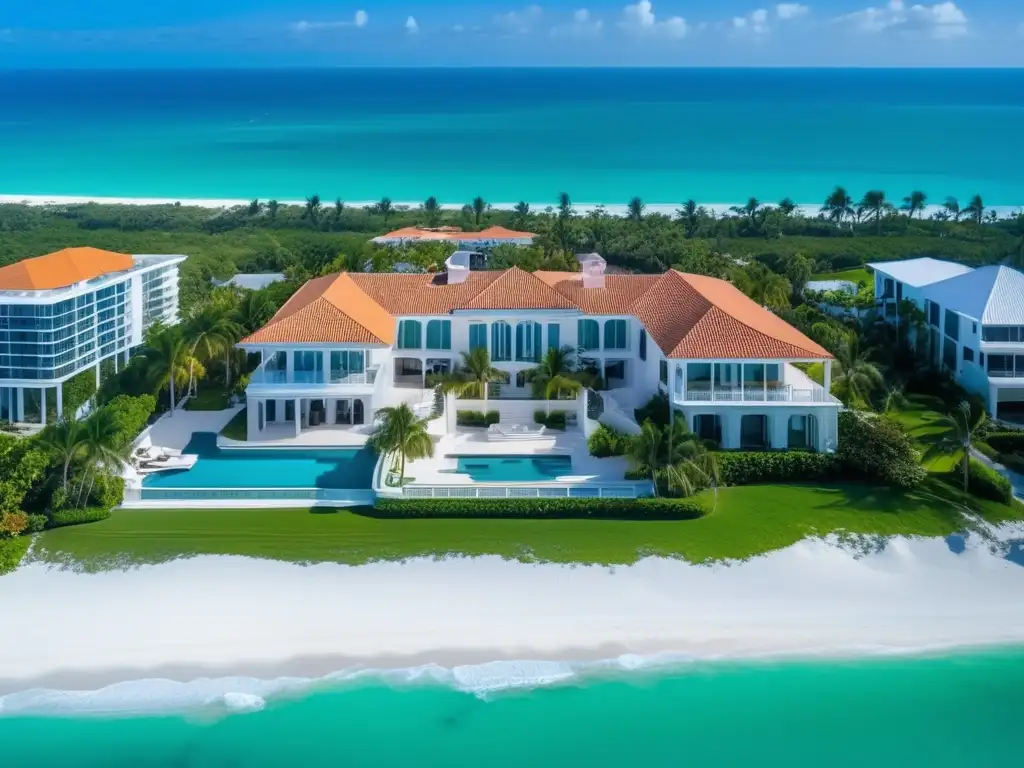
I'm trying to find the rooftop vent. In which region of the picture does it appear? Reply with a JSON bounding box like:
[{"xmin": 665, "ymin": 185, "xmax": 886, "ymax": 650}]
[
  {"xmin": 576, "ymin": 252, "xmax": 606, "ymax": 289},
  {"xmin": 445, "ymin": 250, "xmax": 473, "ymax": 284}
]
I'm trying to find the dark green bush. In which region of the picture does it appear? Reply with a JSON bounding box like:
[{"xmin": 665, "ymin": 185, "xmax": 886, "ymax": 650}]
[
  {"xmin": 25, "ymin": 513, "xmax": 48, "ymax": 533},
  {"xmin": 716, "ymin": 451, "xmax": 841, "ymax": 486},
  {"xmin": 836, "ymin": 412, "xmax": 926, "ymax": 488},
  {"xmin": 588, "ymin": 424, "xmax": 631, "ymax": 457},
  {"xmin": 965, "ymin": 459, "xmax": 1012, "ymax": 505},
  {"xmin": 102, "ymin": 394, "xmax": 157, "ymax": 449},
  {"xmin": 61, "ymin": 368, "xmax": 97, "ymax": 418},
  {"xmin": 984, "ymin": 432, "xmax": 1024, "ymax": 454},
  {"xmin": 534, "ymin": 410, "xmax": 567, "ymax": 430},
  {"xmin": 456, "ymin": 410, "xmax": 500, "ymax": 428},
  {"xmin": 48, "ymin": 507, "xmax": 112, "ymax": 528},
  {"xmin": 89, "ymin": 472, "xmax": 125, "ymax": 509},
  {"xmin": 373, "ymin": 497, "xmax": 706, "ymax": 520},
  {"xmin": 634, "ymin": 391, "xmax": 670, "ymax": 427},
  {"xmin": 998, "ymin": 453, "xmax": 1024, "ymax": 474}
]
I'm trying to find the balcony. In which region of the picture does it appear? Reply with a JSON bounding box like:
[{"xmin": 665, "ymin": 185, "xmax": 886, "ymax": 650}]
[
  {"xmin": 677, "ymin": 384, "xmax": 838, "ymax": 405},
  {"xmin": 247, "ymin": 364, "xmax": 379, "ymax": 392}
]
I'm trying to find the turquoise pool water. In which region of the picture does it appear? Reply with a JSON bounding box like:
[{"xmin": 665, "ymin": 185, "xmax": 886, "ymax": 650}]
[
  {"xmin": 141, "ymin": 433, "xmax": 377, "ymax": 490},
  {"xmin": 453, "ymin": 455, "xmax": 572, "ymax": 483}
]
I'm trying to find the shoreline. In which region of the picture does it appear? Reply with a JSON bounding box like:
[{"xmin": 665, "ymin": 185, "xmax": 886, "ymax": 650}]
[
  {"xmin": 2, "ymin": 526, "xmax": 1023, "ymax": 713},
  {"xmin": 1, "ymin": 193, "xmax": 1021, "ymax": 219}
]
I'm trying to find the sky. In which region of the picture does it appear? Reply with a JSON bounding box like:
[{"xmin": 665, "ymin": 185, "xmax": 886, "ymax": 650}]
[{"xmin": 1, "ymin": 1, "xmax": 1022, "ymax": 67}]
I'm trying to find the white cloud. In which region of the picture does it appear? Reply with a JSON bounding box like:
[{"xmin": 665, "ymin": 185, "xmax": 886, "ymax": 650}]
[
  {"xmin": 620, "ymin": 1, "xmax": 688, "ymax": 39},
  {"xmin": 405, "ymin": 16, "xmax": 419, "ymax": 34},
  {"xmin": 835, "ymin": 1, "xmax": 967, "ymax": 39},
  {"xmin": 733, "ymin": 8, "xmax": 771, "ymax": 35},
  {"xmin": 292, "ymin": 11, "xmax": 369, "ymax": 33},
  {"xmin": 495, "ymin": 5, "xmax": 545, "ymax": 34},
  {"xmin": 453, "ymin": 24, "xmax": 466, "ymax": 33},
  {"xmin": 552, "ymin": 8, "xmax": 605, "ymax": 38},
  {"xmin": 776, "ymin": 3, "xmax": 809, "ymax": 20}
]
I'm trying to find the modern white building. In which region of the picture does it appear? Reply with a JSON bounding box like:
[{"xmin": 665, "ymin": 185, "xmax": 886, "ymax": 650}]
[
  {"xmin": 238, "ymin": 253, "xmax": 839, "ymax": 452},
  {"xmin": 871, "ymin": 258, "xmax": 1024, "ymax": 419},
  {"xmin": 0, "ymin": 247, "xmax": 187, "ymax": 424}
]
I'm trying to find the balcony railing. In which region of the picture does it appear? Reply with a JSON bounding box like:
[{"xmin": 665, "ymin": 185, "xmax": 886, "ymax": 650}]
[
  {"xmin": 678, "ymin": 385, "xmax": 836, "ymax": 404},
  {"xmin": 249, "ymin": 367, "xmax": 378, "ymax": 386},
  {"xmin": 988, "ymin": 370, "xmax": 1024, "ymax": 379}
]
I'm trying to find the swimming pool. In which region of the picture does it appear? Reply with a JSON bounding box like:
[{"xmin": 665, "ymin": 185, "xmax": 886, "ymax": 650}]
[
  {"xmin": 141, "ymin": 433, "xmax": 377, "ymax": 490},
  {"xmin": 451, "ymin": 455, "xmax": 572, "ymax": 483}
]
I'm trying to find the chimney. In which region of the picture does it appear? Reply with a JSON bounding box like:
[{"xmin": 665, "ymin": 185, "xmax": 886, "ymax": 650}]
[
  {"xmin": 576, "ymin": 252, "xmax": 606, "ymax": 289},
  {"xmin": 445, "ymin": 250, "xmax": 472, "ymax": 285}
]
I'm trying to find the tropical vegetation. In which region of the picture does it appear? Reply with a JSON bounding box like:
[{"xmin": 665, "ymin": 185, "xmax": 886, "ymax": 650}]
[{"xmin": 368, "ymin": 403, "xmax": 434, "ymax": 486}]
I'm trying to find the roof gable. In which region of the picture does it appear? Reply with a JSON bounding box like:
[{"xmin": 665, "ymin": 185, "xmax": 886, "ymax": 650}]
[
  {"xmin": 924, "ymin": 265, "xmax": 1024, "ymax": 324},
  {"xmin": 462, "ymin": 267, "xmax": 576, "ymax": 310},
  {"xmin": 0, "ymin": 247, "xmax": 135, "ymax": 291}
]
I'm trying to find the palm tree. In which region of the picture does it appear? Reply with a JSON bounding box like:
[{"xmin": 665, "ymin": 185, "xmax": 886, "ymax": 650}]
[
  {"xmin": 472, "ymin": 196, "xmax": 487, "ymax": 227},
  {"xmin": 375, "ymin": 197, "xmax": 394, "ymax": 225},
  {"xmin": 943, "ymin": 196, "xmax": 963, "ymax": 222},
  {"xmin": 676, "ymin": 199, "xmax": 701, "ymax": 238},
  {"xmin": 964, "ymin": 194, "xmax": 985, "ymax": 225},
  {"xmin": 247, "ymin": 199, "xmax": 262, "ymax": 216},
  {"xmin": 39, "ymin": 415, "xmax": 87, "ymax": 489},
  {"xmin": 368, "ymin": 403, "xmax": 434, "ymax": 487},
  {"xmin": 832, "ymin": 336, "xmax": 884, "ymax": 406},
  {"xmin": 1008, "ymin": 212, "xmax": 1024, "ymax": 268},
  {"xmin": 557, "ymin": 192, "xmax": 573, "ymax": 222},
  {"xmin": 234, "ymin": 291, "xmax": 273, "ymax": 336},
  {"xmin": 730, "ymin": 197, "xmax": 760, "ymax": 223},
  {"xmin": 267, "ymin": 200, "xmax": 280, "ymax": 220},
  {"xmin": 778, "ymin": 197, "xmax": 798, "ymax": 217},
  {"xmin": 858, "ymin": 190, "xmax": 893, "ymax": 234},
  {"xmin": 821, "ymin": 186, "xmax": 855, "ymax": 225},
  {"xmin": 143, "ymin": 326, "xmax": 191, "ymax": 414},
  {"xmin": 76, "ymin": 407, "xmax": 131, "ymax": 506},
  {"xmin": 731, "ymin": 263, "xmax": 792, "ymax": 310},
  {"xmin": 901, "ymin": 190, "xmax": 927, "ymax": 219},
  {"xmin": 423, "ymin": 196, "xmax": 441, "ymax": 226},
  {"xmin": 303, "ymin": 195, "xmax": 322, "ymax": 224},
  {"xmin": 881, "ymin": 383, "xmax": 909, "ymax": 414},
  {"xmin": 524, "ymin": 346, "xmax": 591, "ymax": 415},
  {"xmin": 661, "ymin": 414, "xmax": 720, "ymax": 498},
  {"xmin": 939, "ymin": 400, "xmax": 987, "ymax": 493},
  {"xmin": 627, "ymin": 197, "xmax": 644, "ymax": 222},
  {"xmin": 184, "ymin": 303, "xmax": 240, "ymax": 393},
  {"xmin": 512, "ymin": 201, "xmax": 530, "ymax": 230},
  {"xmin": 333, "ymin": 198, "xmax": 345, "ymax": 223},
  {"xmin": 628, "ymin": 421, "xmax": 664, "ymax": 496},
  {"xmin": 436, "ymin": 348, "xmax": 505, "ymax": 408}
]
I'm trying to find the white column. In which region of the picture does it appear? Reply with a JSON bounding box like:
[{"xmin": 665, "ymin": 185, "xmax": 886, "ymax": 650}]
[
  {"xmin": 15, "ymin": 388, "xmax": 24, "ymax": 422},
  {"xmin": 114, "ymin": 353, "xmax": 119, "ymax": 374},
  {"xmin": 56, "ymin": 384, "xmax": 63, "ymax": 420},
  {"xmin": 823, "ymin": 360, "xmax": 832, "ymax": 398},
  {"xmin": 40, "ymin": 387, "xmax": 47, "ymax": 425},
  {"xmin": 725, "ymin": 413, "xmax": 742, "ymax": 450},
  {"xmin": 988, "ymin": 384, "xmax": 999, "ymax": 418},
  {"xmin": 772, "ymin": 413, "xmax": 789, "ymax": 450},
  {"xmin": 294, "ymin": 398, "xmax": 301, "ymax": 437},
  {"xmin": 95, "ymin": 362, "xmax": 101, "ymax": 389}
]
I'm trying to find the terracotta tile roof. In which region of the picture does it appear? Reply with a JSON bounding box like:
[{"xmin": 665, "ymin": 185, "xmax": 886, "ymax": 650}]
[
  {"xmin": 240, "ymin": 273, "xmax": 396, "ymax": 345},
  {"xmin": 0, "ymin": 247, "xmax": 135, "ymax": 291},
  {"xmin": 463, "ymin": 267, "xmax": 576, "ymax": 310},
  {"xmin": 241, "ymin": 267, "xmax": 831, "ymax": 359},
  {"xmin": 376, "ymin": 226, "xmax": 536, "ymax": 242}
]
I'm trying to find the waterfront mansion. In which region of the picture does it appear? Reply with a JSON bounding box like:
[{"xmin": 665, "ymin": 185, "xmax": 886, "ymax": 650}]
[{"xmin": 238, "ymin": 253, "xmax": 839, "ymax": 451}]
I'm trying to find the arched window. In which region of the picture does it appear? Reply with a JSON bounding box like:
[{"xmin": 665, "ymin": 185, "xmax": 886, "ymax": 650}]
[
  {"xmin": 516, "ymin": 321, "xmax": 542, "ymax": 362},
  {"xmin": 397, "ymin": 319, "xmax": 422, "ymax": 350},
  {"xmin": 639, "ymin": 329, "xmax": 647, "ymax": 361},
  {"xmin": 491, "ymin": 321, "xmax": 512, "ymax": 362},
  {"xmin": 604, "ymin": 319, "xmax": 627, "ymax": 350},
  {"xmin": 578, "ymin": 319, "xmax": 600, "ymax": 351},
  {"xmin": 426, "ymin": 319, "xmax": 451, "ymax": 350}
]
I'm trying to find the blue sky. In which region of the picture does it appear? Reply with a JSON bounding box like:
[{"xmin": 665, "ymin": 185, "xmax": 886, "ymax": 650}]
[{"xmin": 1, "ymin": 1, "xmax": 1021, "ymax": 66}]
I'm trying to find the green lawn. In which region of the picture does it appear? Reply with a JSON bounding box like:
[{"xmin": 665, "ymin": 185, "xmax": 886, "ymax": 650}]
[
  {"xmin": 25, "ymin": 479, "xmax": 1022, "ymax": 572},
  {"xmin": 889, "ymin": 394, "xmax": 960, "ymax": 473},
  {"xmin": 185, "ymin": 387, "xmax": 233, "ymax": 411},
  {"xmin": 811, "ymin": 267, "xmax": 873, "ymax": 287},
  {"xmin": 220, "ymin": 408, "xmax": 247, "ymax": 440},
  {"xmin": 0, "ymin": 536, "xmax": 31, "ymax": 576}
]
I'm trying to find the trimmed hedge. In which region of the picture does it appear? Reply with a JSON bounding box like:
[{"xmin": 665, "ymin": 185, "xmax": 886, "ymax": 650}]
[
  {"xmin": 373, "ymin": 497, "xmax": 706, "ymax": 520},
  {"xmin": 588, "ymin": 424, "xmax": 631, "ymax": 458},
  {"xmin": 89, "ymin": 473, "xmax": 125, "ymax": 509},
  {"xmin": 836, "ymin": 412, "xmax": 926, "ymax": 489},
  {"xmin": 984, "ymin": 432, "xmax": 1024, "ymax": 454},
  {"xmin": 49, "ymin": 507, "xmax": 112, "ymax": 529},
  {"xmin": 456, "ymin": 410, "xmax": 500, "ymax": 428},
  {"xmin": 534, "ymin": 410, "xmax": 567, "ymax": 430},
  {"xmin": 716, "ymin": 451, "xmax": 840, "ymax": 486},
  {"xmin": 966, "ymin": 459, "xmax": 1013, "ymax": 505}
]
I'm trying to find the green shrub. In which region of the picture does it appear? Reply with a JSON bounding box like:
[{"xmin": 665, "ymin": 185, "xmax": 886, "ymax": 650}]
[
  {"xmin": 634, "ymin": 391, "xmax": 670, "ymax": 427},
  {"xmin": 965, "ymin": 459, "xmax": 1012, "ymax": 505},
  {"xmin": 588, "ymin": 424, "xmax": 631, "ymax": 457},
  {"xmin": 998, "ymin": 453, "xmax": 1024, "ymax": 474},
  {"xmin": 89, "ymin": 472, "xmax": 125, "ymax": 509},
  {"xmin": 25, "ymin": 513, "xmax": 48, "ymax": 533},
  {"xmin": 456, "ymin": 410, "xmax": 499, "ymax": 428},
  {"xmin": 974, "ymin": 441, "xmax": 999, "ymax": 461},
  {"xmin": 836, "ymin": 412, "xmax": 926, "ymax": 488},
  {"xmin": 61, "ymin": 368, "xmax": 97, "ymax": 418},
  {"xmin": 984, "ymin": 432, "xmax": 1024, "ymax": 454},
  {"xmin": 49, "ymin": 507, "xmax": 112, "ymax": 529},
  {"xmin": 0, "ymin": 536, "xmax": 31, "ymax": 576},
  {"xmin": 102, "ymin": 394, "xmax": 157, "ymax": 449},
  {"xmin": 373, "ymin": 497, "xmax": 706, "ymax": 520},
  {"xmin": 534, "ymin": 410, "xmax": 567, "ymax": 430},
  {"xmin": 715, "ymin": 451, "xmax": 841, "ymax": 486}
]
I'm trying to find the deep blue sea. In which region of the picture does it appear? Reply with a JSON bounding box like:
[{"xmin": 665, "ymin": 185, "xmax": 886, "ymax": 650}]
[{"xmin": 1, "ymin": 68, "xmax": 1023, "ymax": 206}]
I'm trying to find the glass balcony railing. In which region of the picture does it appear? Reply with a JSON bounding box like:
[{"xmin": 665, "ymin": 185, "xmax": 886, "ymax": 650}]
[
  {"xmin": 677, "ymin": 384, "xmax": 837, "ymax": 404},
  {"xmin": 249, "ymin": 366, "xmax": 378, "ymax": 386}
]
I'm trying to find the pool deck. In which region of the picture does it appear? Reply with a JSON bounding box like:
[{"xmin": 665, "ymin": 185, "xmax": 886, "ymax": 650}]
[
  {"xmin": 220, "ymin": 422, "xmax": 373, "ymax": 449},
  {"xmin": 403, "ymin": 428, "xmax": 630, "ymax": 486},
  {"xmin": 137, "ymin": 406, "xmax": 243, "ymax": 452}
]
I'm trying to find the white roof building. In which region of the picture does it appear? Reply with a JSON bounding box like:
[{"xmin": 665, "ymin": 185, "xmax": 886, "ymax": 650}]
[
  {"xmin": 868, "ymin": 257, "xmax": 973, "ymax": 288},
  {"xmin": 923, "ymin": 265, "xmax": 1024, "ymax": 324}
]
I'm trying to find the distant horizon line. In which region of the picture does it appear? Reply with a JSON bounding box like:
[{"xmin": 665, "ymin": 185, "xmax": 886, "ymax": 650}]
[{"xmin": 2, "ymin": 65, "xmax": 1024, "ymax": 72}]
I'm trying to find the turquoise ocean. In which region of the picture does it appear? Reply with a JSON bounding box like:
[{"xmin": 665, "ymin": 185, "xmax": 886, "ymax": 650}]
[
  {"xmin": 1, "ymin": 68, "xmax": 1023, "ymax": 206},
  {"xmin": 2, "ymin": 650, "xmax": 1024, "ymax": 766}
]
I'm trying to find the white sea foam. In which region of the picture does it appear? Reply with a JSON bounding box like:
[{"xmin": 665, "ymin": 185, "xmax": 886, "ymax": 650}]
[{"xmin": 1, "ymin": 527, "xmax": 1023, "ymax": 717}]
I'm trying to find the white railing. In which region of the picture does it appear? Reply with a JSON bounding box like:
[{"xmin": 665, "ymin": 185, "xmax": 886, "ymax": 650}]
[
  {"xmin": 249, "ymin": 367, "xmax": 379, "ymax": 386},
  {"xmin": 136, "ymin": 487, "xmax": 376, "ymax": 503},
  {"xmin": 679, "ymin": 385, "xmax": 836, "ymax": 404},
  {"xmin": 989, "ymin": 370, "xmax": 1024, "ymax": 379},
  {"xmin": 401, "ymin": 483, "xmax": 651, "ymax": 499}
]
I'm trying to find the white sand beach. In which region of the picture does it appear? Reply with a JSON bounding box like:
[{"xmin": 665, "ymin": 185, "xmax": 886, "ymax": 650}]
[
  {"xmin": 1, "ymin": 525, "xmax": 1023, "ymax": 713},
  {"xmin": 2, "ymin": 193, "xmax": 1020, "ymax": 219}
]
